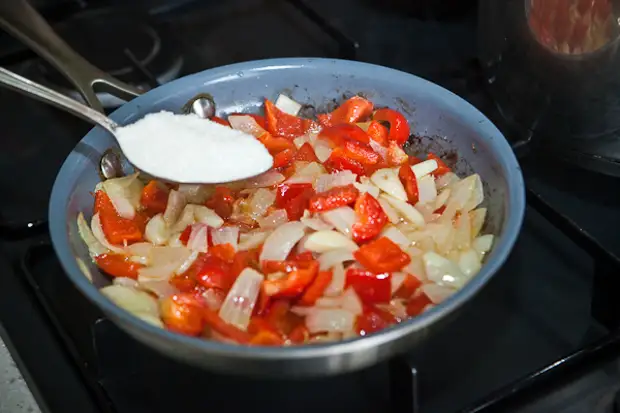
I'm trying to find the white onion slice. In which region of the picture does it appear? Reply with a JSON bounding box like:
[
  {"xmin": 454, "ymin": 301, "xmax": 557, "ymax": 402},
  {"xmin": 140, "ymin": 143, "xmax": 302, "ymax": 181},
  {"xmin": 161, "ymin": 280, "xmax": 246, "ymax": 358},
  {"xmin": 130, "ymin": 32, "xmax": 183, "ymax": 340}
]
[
  {"xmin": 370, "ymin": 168, "xmax": 408, "ymax": 201},
  {"xmin": 324, "ymin": 262, "xmax": 346, "ymax": 297},
  {"xmin": 378, "ymin": 198, "xmax": 401, "ymax": 224},
  {"xmin": 211, "ymin": 226, "xmax": 240, "ymax": 251},
  {"xmin": 422, "ymin": 283, "xmax": 456, "ymax": 304},
  {"xmin": 100, "ymin": 284, "xmax": 159, "ymax": 316},
  {"xmin": 435, "ymin": 172, "xmax": 460, "ymax": 190},
  {"xmin": 203, "ymin": 289, "xmax": 224, "ymax": 311},
  {"xmin": 435, "ymin": 188, "xmax": 451, "ymax": 211},
  {"xmin": 294, "ymin": 134, "xmax": 311, "ymax": 149},
  {"xmin": 127, "ymin": 242, "xmax": 153, "ymax": 258},
  {"xmin": 176, "ymin": 250, "xmax": 199, "ymax": 274},
  {"xmin": 260, "ymin": 221, "xmax": 306, "ymax": 261},
  {"xmin": 101, "ymin": 173, "xmax": 143, "ymax": 219},
  {"xmin": 353, "ymin": 181, "xmax": 380, "ymax": 198},
  {"xmin": 77, "ymin": 212, "xmax": 108, "ymax": 257},
  {"xmin": 306, "ymin": 308, "xmax": 355, "ymax": 334},
  {"xmin": 275, "ymin": 94, "xmax": 302, "ymax": 115},
  {"xmin": 113, "ymin": 277, "xmax": 140, "ymax": 289},
  {"xmin": 303, "ymin": 230, "xmax": 359, "ymax": 253},
  {"xmin": 284, "ymin": 175, "xmax": 315, "ymax": 185},
  {"xmin": 228, "ymin": 115, "xmax": 265, "ymax": 137},
  {"xmin": 238, "ymin": 230, "xmax": 270, "ymax": 251},
  {"xmin": 318, "ymin": 249, "xmax": 354, "ymax": 271},
  {"xmin": 187, "ymin": 223, "xmax": 209, "ymax": 253},
  {"xmin": 170, "ymin": 204, "xmax": 196, "ymax": 233},
  {"xmin": 453, "ymin": 211, "xmax": 471, "ymax": 251},
  {"xmin": 163, "ymin": 190, "xmax": 187, "ymax": 226},
  {"xmin": 249, "ymin": 188, "xmax": 276, "ymax": 219},
  {"xmin": 256, "ymin": 209, "xmax": 288, "ymax": 229},
  {"xmin": 369, "ymin": 139, "xmax": 387, "ymax": 160},
  {"xmin": 473, "ymin": 234, "xmax": 494, "ymax": 256},
  {"xmin": 218, "ymin": 268, "xmax": 264, "ymax": 331},
  {"xmin": 321, "ymin": 207, "xmax": 356, "ymax": 237},
  {"xmin": 380, "ymin": 194, "xmax": 425, "ymax": 228},
  {"xmin": 301, "ymin": 214, "xmax": 333, "ymax": 231},
  {"xmin": 340, "ymin": 287, "xmax": 363, "ymax": 315},
  {"xmin": 193, "ymin": 205, "xmax": 223, "ymax": 228},
  {"xmin": 90, "ymin": 213, "xmax": 125, "ymax": 253},
  {"xmin": 145, "ymin": 214, "xmax": 170, "ymax": 245},
  {"xmin": 458, "ymin": 249, "xmax": 482, "ymax": 277},
  {"xmin": 391, "ymin": 272, "xmax": 407, "ymax": 294},
  {"xmin": 417, "ymin": 175, "xmax": 437, "ymax": 205},
  {"xmin": 469, "ymin": 208, "xmax": 487, "ymax": 238},
  {"xmin": 177, "ymin": 184, "xmax": 213, "ymax": 204},
  {"xmin": 315, "ymin": 171, "xmax": 357, "ymax": 193},
  {"xmin": 411, "ymin": 160, "xmax": 438, "ymax": 179},
  {"xmin": 313, "ymin": 139, "xmax": 333, "ymax": 163},
  {"xmin": 140, "ymin": 279, "xmax": 179, "ymax": 298},
  {"xmin": 403, "ymin": 256, "xmax": 427, "ymax": 281},
  {"xmin": 167, "ymin": 232, "xmax": 183, "ymax": 247},
  {"xmin": 315, "ymin": 296, "xmax": 342, "ymax": 307},
  {"xmin": 381, "ymin": 225, "xmax": 410, "ymax": 248},
  {"xmin": 244, "ymin": 171, "xmax": 285, "ymax": 188},
  {"xmin": 422, "ymin": 252, "xmax": 466, "ymax": 288}
]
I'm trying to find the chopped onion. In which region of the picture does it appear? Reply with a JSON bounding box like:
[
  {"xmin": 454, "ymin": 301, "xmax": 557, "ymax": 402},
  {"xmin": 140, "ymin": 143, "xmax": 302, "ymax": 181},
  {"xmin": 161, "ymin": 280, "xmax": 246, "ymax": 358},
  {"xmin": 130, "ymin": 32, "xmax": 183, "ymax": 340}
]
[
  {"xmin": 403, "ymin": 256, "xmax": 427, "ymax": 281},
  {"xmin": 462, "ymin": 174, "xmax": 484, "ymax": 211},
  {"xmin": 139, "ymin": 246, "xmax": 192, "ymax": 281},
  {"xmin": 177, "ymin": 184, "xmax": 213, "ymax": 204},
  {"xmin": 411, "ymin": 160, "xmax": 438, "ymax": 179},
  {"xmin": 187, "ymin": 223, "xmax": 209, "ymax": 253},
  {"xmin": 140, "ymin": 279, "xmax": 179, "ymax": 298},
  {"xmin": 256, "ymin": 209, "xmax": 288, "ymax": 229},
  {"xmin": 426, "ymin": 222, "xmax": 455, "ymax": 254},
  {"xmin": 340, "ymin": 287, "xmax": 363, "ymax": 315},
  {"xmin": 381, "ymin": 225, "xmax": 410, "ymax": 248},
  {"xmin": 218, "ymin": 268, "xmax": 264, "ymax": 331},
  {"xmin": 369, "ymin": 140, "xmax": 387, "ymax": 160},
  {"xmin": 113, "ymin": 277, "xmax": 140, "ymax": 289},
  {"xmin": 284, "ymin": 175, "xmax": 315, "ymax": 185},
  {"xmin": 314, "ymin": 171, "xmax": 358, "ymax": 194},
  {"xmin": 378, "ymin": 198, "xmax": 401, "ymax": 224},
  {"xmin": 303, "ymin": 230, "xmax": 359, "ymax": 253},
  {"xmin": 176, "ymin": 250, "xmax": 199, "ymax": 274},
  {"xmin": 275, "ymin": 94, "xmax": 302, "ymax": 115},
  {"xmin": 315, "ymin": 297, "xmax": 342, "ymax": 307},
  {"xmin": 458, "ymin": 249, "xmax": 482, "ymax": 277},
  {"xmin": 249, "ymin": 188, "xmax": 276, "ymax": 219},
  {"xmin": 380, "ymin": 194, "xmax": 425, "ymax": 228},
  {"xmin": 90, "ymin": 213, "xmax": 125, "ymax": 253},
  {"xmin": 469, "ymin": 208, "xmax": 487, "ymax": 238},
  {"xmin": 77, "ymin": 212, "xmax": 108, "ymax": 257},
  {"xmin": 167, "ymin": 232, "xmax": 183, "ymax": 247},
  {"xmin": 435, "ymin": 172, "xmax": 460, "ymax": 190},
  {"xmin": 163, "ymin": 190, "xmax": 187, "ymax": 226},
  {"xmin": 473, "ymin": 234, "xmax": 494, "ymax": 256},
  {"xmin": 145, "ymin": 213, "xmax": 170, "ymax": 245},
  {"xmin": 296, "ymin": 162, "xmax": 326, "ymax": 179},
  {"xmin": 170, "ymin": 204, "xmax": 196, "ymax": 233},
  {"xmin": 378, "ymin": 299, "xmax": 408, "ymax": 320},
  {"xmin": 417, "ymin": 175, "xmax": 437, "ymax": 205},
  {"xmin": 422, "ymin": 252, "xmax": 466, "ymax": 288},
  {"xmin": 100, "ymin": 284, "xmax": 159, "ymax": 316},
  {"xmin": 127, "ymin": 242, "xmax": 153, "ymax": 258},
  {"xmin": 203, "ymin": 289, "xmax": 224, "ymax": 311},
  {"xmin": 211, "ymin": 226, "xmax": 240, "ymax": 251},
  {"xmin": 238, "ymin": 230, "xmax": 270, "ymax": 251},
  {"xmin": 313, "ymin": 139, "xmax": 333, "ymax": 163},
  {"xmin": 318, "ymin": 249, "xmax": 354, "ymax": 270},
  {"xmin": 353, "ymin": 181, "xmax": 380, "ymax": 198},
  {"xmin": 134, "ymin": 313, "xmax": 164, "ymax": 328},
  {"xmin": 260, "ymin": 221, "xmax": 306, "ymax": 261},
  {"xmin": 194, "ymin": 205, "xmax": 224, "ymax": 228},
  {"xmin": 244, "ymin": 171, "xmax": 285, "ymax": 188},
  {"xmin": 370, "ymin": 168, "xmax": 407, "ymax": 201},
  {"xmin": 101, "ymin": 173, "xmax": 143, "ymax": 219},
  {"xmin": 435, "ymin": 188, "xmax": 451, "ymax": 211},
  {"xmin": 306, "ymin": 308, "xmax": 355, "ymax": 334},
  {"xmin": 294, "ymin": 134, "xmax": 311, "ymax": 149},
  {"xmin": 324, "ymin": 262, "xmax": 346, "ymax": 296},
  {"xmin": 453, "ymin": 211, "xmax": 471, "ymax": 251},
  {"xmin": 228, "ymin": 115, "xmax": 265, "ymax": 137},
  {"xmin": 446, "ymin": 174, "xmax": 483, "ymax": 213},
  {"xmin": 422, "ymin": 283, "xmax": 456, "ymax": 304},
  {"xmin": 390, "ymin": 272, "xmax": 407, "ymax": 293},
  {"xmin": 321, "ymin": 207, "xmax": 356, "ymax": 237},
  {"xmin": 301, "ymin": 215, "xmax": 333, "ymax": 231}
]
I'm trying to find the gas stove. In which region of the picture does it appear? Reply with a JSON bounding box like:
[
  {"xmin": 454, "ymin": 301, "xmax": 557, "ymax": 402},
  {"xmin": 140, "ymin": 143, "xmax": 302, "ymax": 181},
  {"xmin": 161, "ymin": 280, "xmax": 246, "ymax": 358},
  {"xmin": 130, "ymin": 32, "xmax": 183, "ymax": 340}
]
[{"xmin": 0, "ymin": 1, "xmax": 620, "ymax": 413}]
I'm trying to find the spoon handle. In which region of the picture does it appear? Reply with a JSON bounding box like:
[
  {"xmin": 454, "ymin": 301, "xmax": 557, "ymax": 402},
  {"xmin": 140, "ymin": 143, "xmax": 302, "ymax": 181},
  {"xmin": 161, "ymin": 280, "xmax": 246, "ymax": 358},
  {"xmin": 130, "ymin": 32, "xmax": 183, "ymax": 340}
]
[{"xmin": 0, "ymin": 67, "xmax": 118, "ymax": 134}]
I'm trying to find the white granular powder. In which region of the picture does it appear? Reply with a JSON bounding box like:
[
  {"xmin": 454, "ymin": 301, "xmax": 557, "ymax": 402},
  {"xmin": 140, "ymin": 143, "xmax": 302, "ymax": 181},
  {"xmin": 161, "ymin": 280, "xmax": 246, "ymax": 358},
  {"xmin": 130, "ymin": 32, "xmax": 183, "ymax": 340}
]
[{"xmin": 115, "ymin": 111, "xmax": 273, "ymax": 183}]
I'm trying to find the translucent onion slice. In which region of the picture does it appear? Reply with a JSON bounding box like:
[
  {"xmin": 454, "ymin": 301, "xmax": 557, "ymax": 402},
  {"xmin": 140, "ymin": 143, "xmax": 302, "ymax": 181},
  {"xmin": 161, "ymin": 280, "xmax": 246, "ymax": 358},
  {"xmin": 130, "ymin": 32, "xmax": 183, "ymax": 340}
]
[
  {"xmin": 370, "ymin": 168, "xmax": 407, "ymax": 201},
  {"xmin": 422, "ymin": 252, "xmax": 466, "ymax": 289},
  {"xmin": 275, "ymin": 94, "xmax": 302, "ymax": 115},
  {"xmin": 140, "ymin": 279, "xmax": 180, "ymax": 298},
  {"xmin": 321, "ymin": 207, "xmax": 356, "ymax": 237},
  {"xmin": 435, "ymin": 172, "xmax": 460, "ymax": 190},
  {"xmin": 170, "ymin": 204, "xmax": 196, "ymax": 233},
  {"xmin": 163, "ymin": 190, "xmax": 187, "ymax": 226},
  {"xmin": 77, "ymin": 212, "xmax": 108, "ymax": 257},
  {"xmin": 101, "ymin": 172, "xmax": 143, "ymax": 219},
  {"xmin": 243, "ymin": 170, "xmax": 285, "ymax": 188},
  {"xmin": 324, "ymin": 262, "xmax": 346, "ymax": 296},
  {"xmin": 417, "ymin": 175, "xmax": 437, "ymax": 205},
  {"xmin": 340, "ymin": 287, "xmax": 363, "ymax": 316},
  {"xmin": 453, "ymin": 211, "xmax": 471, "ymax": 251},
  {"xmin": 303, "ymin": 230, "xmax": 359, "ymax": 253},
  {"xmin": 301, "ymin": 214, "xmax": 333, "ymax": 231},
  {"xmin": 469, "ymin": 208, "xmax": 487, "ymax": 239},
  {"xmin": 100, "ymin": 284, "xmax": 159, "ymax": 316},
  {"xmin": 318, "ymin": 249, "xmax": 354, "ymax": 271},
  {"xmin": 113, "ymin": 277, "xmax": 140, "ymax": 289},
  {"xmin": 313, "ymin": 139, "xmax": 333, "ymax": 163},
  {"xmin": 378, "ymin": 197, "xmax": 401, "ymax": 224},
  {"xmin": 90, "ymin": 213, "xmax": 125, "ymax": 253},
  {"xmin": 145, "ymin": 213, "xmax": 170, "ymax": 245},
  {"xmin": 411, "ymin": 159, "xmax": 438, "ymax": 179},
  {"xmin": 218, "ymin": 268, "xmax": 264, "ymax": 331},
  {"xmin": 380, "ymin": 194, "xmax": 425, "ymax": 228},
  {"xmin": 177, "ymin": 184, "xmax": 214, "ymax": 204},
  {"xmin": 228, "ymin": 115, "xmax": 265, "ymax": 137},
  {"xmin": 381, "ymin": 225, "xmax": 410, "ymax": 248},
  {"xmin": 353, "ymin": 181, "xmax": 381, "ymax": 198},
  {"xmin": 256, "ymin": 209, "xmax": 288, "ymax": 229},
  {"xmin": 315, "ymin": 171, "xmax": 357, "ymax": 193},
  {"xmin": 369, "ymin": 140, "xmax": 387, "ymax": 160},
  {"xmin": 249, "ymin": 188, "xmax": 276, "ymax": 219},
  {"xmin": 305, "ymin": 308, "xmax": 356, "ymax": 334},
  {"xmin": 211, "ymin": 226, "xmax": 240, "ymax": 251},
  {"xmin": 194, "ymin": 205, "xmax": 224, "ymax": 228},
  {"xmin": 473, "ymin": 234, "xmax": 494, "ymax": 256},
  {"xmin": 421, "ymin": 283, "xmax": 456, "ymax": 304},
  {"xmin": 187, "ymin": 223, "xmax": 209, "ymax": 253},
  {"xmin": 458, "ymin": 249, "xmax": 482, "ymax": 277},
  {"xmin": 260, "ymin": 221, "xmax": 306, "ymax": 261},
  {"xmin": 238, "ymin": 231, "xmax": 270, "ymax": 251},
  {"xmin": 202, "ymin": 288, "xmax": 224, "ymax": 311},
  {"xmin": 390, "ymin": 272, "xmax": 407, "ymax": 293}
]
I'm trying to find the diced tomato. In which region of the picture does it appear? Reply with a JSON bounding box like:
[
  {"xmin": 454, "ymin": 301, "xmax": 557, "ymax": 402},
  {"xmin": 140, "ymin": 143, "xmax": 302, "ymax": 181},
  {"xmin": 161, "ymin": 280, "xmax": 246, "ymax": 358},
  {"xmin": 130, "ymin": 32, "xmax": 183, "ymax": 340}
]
[
  {"xmin": 140, "ymin": 180, "xmax": 169, "ymax": 215},
  {"xmin": 264, "ymin": 99, "xmax": 314, "ymax": 139},
  {"xmin": 318, "ymin": 96, "xmax": 374, "ymax": 126},
  {"xmin": 160, "ymin": 293, "xmax": 205, "ymax": 336},
  {"xmin": 398, "ymin": 164, "xmax": 419, "ymax": 204},
  {"xmin": 351, "ymin": 193, "xmax": 387, "ymax": 243},
  {"xmin": 324, "ymin": 149, "xmax": 366, "ymax": 176},
  {"xmin": 288, "ymin": 324, "xmax": 309, "ymax": 344},
  {"xmin": 263, "ymin": 260, "xmax": 319, "ymax": 298},
  {"xmin": 179, "ymin": 225, "xmax": 192, "ymax": 246},
  {"xmin": 372, "ymin": 108, "xmax": 410, "ymax": 146},
  {"xmin": 343, "ymin": 139, "xmax": 380, "ymax": 165},
  {"xmin": 275, "ymin": 183, "xmax": 313, "ymax": 208},
  {"xmin": 367, "ymin": 120, "xmax": 389, "ymax": 146},
  {"xmin": 209, "ymin": 243, "xmax": 236, "ymax": 263},
  {"xmin": 386, "ymin": 141, "xmax": 409, "ymax": 166},
  {"xmin": 298, "ymin": 270, "xmax": 333, "ymax": 306},
  {"xmin": 354, "ymin": 237, "xmax": 411, "ymax": 273},
  {"xmin": 345, "ymin": 268, "xmax": 392, "ymax": 304},
  {"xmin": 257, "ymin": 132, "xmax": 296, "ymax": 154},
  {"xmin": 356, "ymin": 305, "xmax": 398, "ymax": 336},
  {"xmin": 308, "ymin": 184, "xmax": 359, "ymax": 213},
  {"xmin": 294, "ymin": 142, "xmax": 319, "ymax": 162},
  {"xmin": 203, "ymin": 307, "xmax": 252, "ymax": 343},
  {"xmin": 95, "ymin": 254, "xmax": 144, "ymax": 279},
  {"xmin": 205, "ymin": 186, "xmax": 235, "ymax": 219},
  {"xmin": 250, "ymin": 330, "xmax": 285, "ymax": 345},
  {"xmin": 94, "ymin": 190, "xmax": 143, "ymax": 245},
  {"xmin": 273, "ymin": 148, "xmax": 296, "ymax": 168},
  {"xmin": 320, "ymin": 123, "xmax": 370, "ymax": 145},
  {"xmin": 210, "ymin": 116, "xmax": 230, "ymax": 127},
  {"xmin": 393, "ymin": 274, "xmax": 422, "ymax": 299},
  {"xmin": 406, "ymin": 293, "xmax": 432, "ymax": 316},
  {"xmin": 427, "ymin": 153, "xmax": 451, "ymax": 176}
]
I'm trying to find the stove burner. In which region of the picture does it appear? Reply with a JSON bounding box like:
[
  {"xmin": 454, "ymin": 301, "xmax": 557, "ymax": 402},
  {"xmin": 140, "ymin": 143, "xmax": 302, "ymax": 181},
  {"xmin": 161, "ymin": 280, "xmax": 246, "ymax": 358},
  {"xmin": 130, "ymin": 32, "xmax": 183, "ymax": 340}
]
[{"xmin": 32, "ymin": 7, "xmax": 183, "ymax": 108}]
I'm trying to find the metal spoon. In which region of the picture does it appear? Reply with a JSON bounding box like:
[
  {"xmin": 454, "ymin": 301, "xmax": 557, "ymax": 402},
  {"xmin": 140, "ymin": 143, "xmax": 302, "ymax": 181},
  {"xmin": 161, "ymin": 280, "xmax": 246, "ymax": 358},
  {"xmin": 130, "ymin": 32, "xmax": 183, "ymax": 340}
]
[{"xmin": 0, "ymin": 67, "xmax": 270, "ymax": 183}]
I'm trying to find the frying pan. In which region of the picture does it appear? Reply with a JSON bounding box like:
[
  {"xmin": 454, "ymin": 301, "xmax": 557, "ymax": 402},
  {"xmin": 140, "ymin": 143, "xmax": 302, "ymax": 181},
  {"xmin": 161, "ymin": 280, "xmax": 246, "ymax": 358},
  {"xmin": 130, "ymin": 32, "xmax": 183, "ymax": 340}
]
[{"xmin": 2, "ymin": 0, "xmax": 525, "ymax": 377}]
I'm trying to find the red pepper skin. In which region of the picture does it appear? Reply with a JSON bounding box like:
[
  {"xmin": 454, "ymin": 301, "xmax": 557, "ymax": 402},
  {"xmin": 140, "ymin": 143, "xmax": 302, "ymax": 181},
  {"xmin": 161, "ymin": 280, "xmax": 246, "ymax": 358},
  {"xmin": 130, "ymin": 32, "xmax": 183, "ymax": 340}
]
[
  {"xmin": 95, "ymin": 254, "xmax": 144, "ymax": 279},
  {"xmin": 160, "ymin": 293, "xmax": 205, "ymax": 336},
  {"xmin": 210, "ymin": 116, "xmax": 231, "ymax": 127},
  {"xmin": 284, "ymin": 186, "xmax": 315, "ymax": 221},
  {"xmin": 345, "ymin": 268, "xmax": 392, "ymax": 304},
  {"xmin": 179, "ymin": 225, "xmax": 192, "ymax": 245},
  {"xmin": 298, "ymin": 270, "xmax": 333, "ymax": 306},
  {"xmin": 406, "ymin": 293, "xmax": 432, "ymax": 316},
  {"xmin": 356, "ymin": 305, "xmax": 397, "ymax": 336},
  {"xmin": 427, "ymin": 153, "xmax": 451, "ymax": 176},
  {"xmin": 308, "ymin": 184, "xmax": 360, "ymax": 213},
  {"xmin": 343, "ymin": 139, "xmax": 380, "ymax": 165},
  {"xmin": 205, "ymin": 187, "xmax": 236, "ymax": 219},
  {"xmin": 264, "ymin": 99, "xmax": 314, "ymax": 139},
  {"xmin": 393, "ymin": 273, "xmax": 422, "ymax": 299},
  {"xmin": 272, "ymin": 148, "xmax": 296, "ymax": 168},
  {"xmin": 408, "ymin": 156, "xmax": 423, "ymax": 166},
  {"xmin": 352, "ymin": 193, "xmax": 388, "ymax": 244},
  {"xmin": 294, "ymin": 142, "xmax": 319, "ymax": 163},
  {"xmin": 262, "ymin": 261, "xmax": 319, "ymax": 298},
  {"xmin": 353, "ymin": 237, "xmax": 411, "ymax": 273},
  {"xmin": 324, "ymin": 149, "xmax": 366, "ymax": 176},
  {"xmin": 320, "ymin": 123, "xmax": 370, "ymax": 145},
  {"xmin": 140, "ymin": 180, "xmax": 169, "ymax": 215},
  {"xmin": 249, "ymin": 330, "xmax": 285, "ymax": 346},
  {"xmin": 94, "ymin": 190, "xmax": 143, "ymax": 245},
  {"xmin": 275, "ymin": 183, "xmax": 313, "ymax": 208},
  {"xmin": 202, "ymin": 307, "xmax": 253, "ymax": 343},
  {"xmin": 317, "ymin": 96, "xmax": 374, "ymax": 126},
  {"xmin": 372, "ymin": 108, "xmax": 410, "ymax": 146},
  {"xmin": 288, "ymin": 324, "xmax": 309, "ymax": 343},
  {"xmin": 229, "ymin": 113, "xmax": 267, "ymax": 130},
  {"xmin": 398, "ymin": 164, "xmax": 419, "ymax": 204},
  {"xmin": 367, "ymin": 120, "xmax": 389, "ymax": 146},
  {"xmin": 257, "ymin": 132, "xmax": 296, "ymax": 154}
]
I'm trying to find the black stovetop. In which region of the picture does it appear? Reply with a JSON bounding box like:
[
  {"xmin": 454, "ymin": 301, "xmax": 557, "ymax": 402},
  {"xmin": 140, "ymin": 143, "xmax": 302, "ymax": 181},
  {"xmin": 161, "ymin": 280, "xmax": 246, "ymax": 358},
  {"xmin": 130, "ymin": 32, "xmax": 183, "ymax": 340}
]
[{"xmin": 1, "ymin": 1, "xmax": 620, "ymax": 413}]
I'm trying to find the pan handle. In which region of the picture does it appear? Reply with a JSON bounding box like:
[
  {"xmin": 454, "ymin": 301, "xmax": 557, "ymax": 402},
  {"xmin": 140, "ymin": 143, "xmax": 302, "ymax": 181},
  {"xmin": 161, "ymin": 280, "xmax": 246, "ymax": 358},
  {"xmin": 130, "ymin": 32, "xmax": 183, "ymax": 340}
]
[{"xmin": 0, "ymin": 0, "xmax": 142, "ymax": 113}]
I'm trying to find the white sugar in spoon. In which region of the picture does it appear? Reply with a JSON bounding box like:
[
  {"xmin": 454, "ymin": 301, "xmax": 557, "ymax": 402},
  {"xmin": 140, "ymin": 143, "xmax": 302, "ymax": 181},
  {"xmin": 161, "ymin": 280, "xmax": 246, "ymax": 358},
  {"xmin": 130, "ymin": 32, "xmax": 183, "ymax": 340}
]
[{"xmin": 0, "ymin": 67, "xmax": 273, "ymax": 184}]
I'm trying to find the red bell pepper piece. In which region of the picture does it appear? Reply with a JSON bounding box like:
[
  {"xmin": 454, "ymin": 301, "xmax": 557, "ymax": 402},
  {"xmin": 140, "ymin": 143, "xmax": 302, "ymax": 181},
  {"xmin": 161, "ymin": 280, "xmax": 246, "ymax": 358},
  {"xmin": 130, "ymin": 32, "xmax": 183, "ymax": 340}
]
[
  {"xmin": 367, "ymin": 120, "xmax": 389, "ymax": 146},
  {"xmin": 356, "ymin": 305, "xmax": 398, "ymax": 336},
  {"xmin": 180, "ymin": 252, "xmax": 235, "ymax": 292},
  {"xmin": 288, "ymin": 324, "xmax": 309, "ymax": 344},
  {"xmin": 140, "ymin": 180, "xmax": 169, "ymax": 215},
  {"xmin": 324, "ymin": 149, "xmax": 366, "ymax": 176},
  {"xmin": 308, "ymin": 184, "xmax": 359, "ymax": 213},
  {"xmin": 345, "ymin": 268, "xmax": 392, "ymax": 304},
  {"xmin": 249, "ymin": 330, "xmax": 285, "ymax": 346},
  {"xmin": 264, "ymin": 99, "xmax": 314, "ymax": 139},
  {"xmin": 179, "ymin": 224, "xmax": 192, "ymax": 246},
  {"xmin": 209, "ymin": 243, "xmax": 236, "ymax": 263},
  {"xmin": 372, "ymin": 108, "xmax": 410, "ymax": 146},
  {"xmin": 354, "ymin": 237, "xmax": 411, "ymax": 273},
  {"xmin": 257, "ymin": 132, "xmax": 296, "ymax": 154},
  {"xmin": 202, "ymin": 307, "xmax": 252, "ymax": 343},
  {"xmin": 262, "ymin": 259, "xmax": 299, "ymax": 274},
  {"xmin": 285, "ymin": 186, "xmax": 315, "ymax": 221},
  {"xmin": 294, "ymin": 142, "xmax": 319, "ymax": 163},
  {"xmin": 351, "ymin": 193, "xmax": 388, "ymax": 243},
  {"xmin": 169, "ymin": 273, "xmax": 197, "ymax": 292},
  {"xmin": 205, "ymin": 186, "xmax": 236, "ymax": 219},
  {"xmin": 230, "ymin": 249, "xmax": 260, "ymax": 279},
  {"xmin": 94, "ymin": 190, "xmax": 143, "ymax": 245},
  {"xmin": 386, "ymin": 141, "xmax": 409, "ymax": 166},
  {"xmin": 160, "ymin": 293, "xmax": 205, "ymax": 336},
  {"xmin": 406, "ymin": 293, "xmax": 432, "ymax": 316},
  {"xmin": 262, "ymin": 260, "xmax": 319, "ymax": 298},
  {"xmin": 273, "ymin": 148, "xmax": 296, "ymax": 168},
  {"xmin": 398, "ymin": 164, "xmax": 419, "ymax": 204},
  {"xmin": 317, "ymin": 96, "xmax": 374, "ymax": 126},
  {"xmin": 298, "ymin": 270, "xmax": 333, "ymax": 306},
  {"xmin": 393, "ymin": 273, "xmax": 422, "ymax": 299},
  {"xmin": 210, "ymin": 116, "xmax": 230, "ymax": 127},
  {"xmin": 408, "ymin": 155, "xmax": 423, "ymax": 166},
  {"xmin": 95, "ymin": 253, "xmax": 144, "ymax": 279},
  {"xmin": 292, "ymin": 250, "xmax": 314, "ymax": 262},
  {"xmin": 427, "ymin": 153, "xmax": 451, "ymax": 176},
  {"xmin": 275, "ymin": 183, "xmax": 313, "ymax": 208},
  {"xmin": 343, "ymin": 139, "xmax": 380, "ymax": 165},
  {"xmin": 264, "ymin": 299, "xmax": 304, "ymax": 335},
  {"xmin": 320, "ymin": 123, "xmax": 370, "ymax": 145}
]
